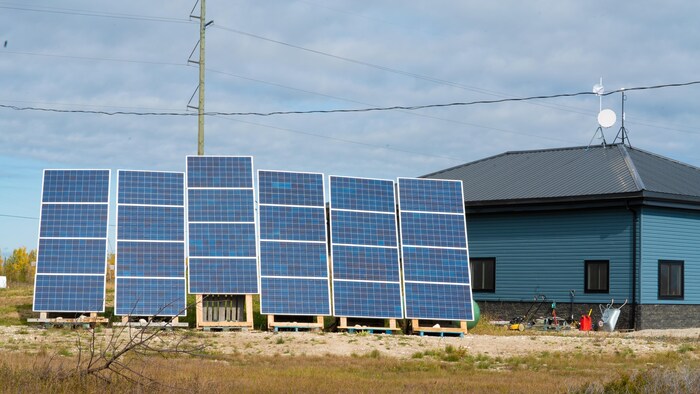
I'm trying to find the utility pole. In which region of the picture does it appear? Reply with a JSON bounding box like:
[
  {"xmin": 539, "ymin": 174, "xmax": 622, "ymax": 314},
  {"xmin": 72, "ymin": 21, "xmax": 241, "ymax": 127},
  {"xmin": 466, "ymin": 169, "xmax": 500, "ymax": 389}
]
[{"xmin": 188, "ymin": 0, "xmax": 209, "ymax": 155}]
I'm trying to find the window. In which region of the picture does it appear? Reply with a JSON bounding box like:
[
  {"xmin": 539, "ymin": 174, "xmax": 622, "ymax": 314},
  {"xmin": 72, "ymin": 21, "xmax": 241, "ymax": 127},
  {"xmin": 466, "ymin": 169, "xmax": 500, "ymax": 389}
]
[
  {"xmin": 658, "ymin": 260, "xmax": 684, "ymax": 299},
  {"xmin": 470, "ymin": 258, "xmax": 495, "ymax": 292},
  {"xmin": 584, "ymin": 260, "xmax": 609, "ymax": 293}
]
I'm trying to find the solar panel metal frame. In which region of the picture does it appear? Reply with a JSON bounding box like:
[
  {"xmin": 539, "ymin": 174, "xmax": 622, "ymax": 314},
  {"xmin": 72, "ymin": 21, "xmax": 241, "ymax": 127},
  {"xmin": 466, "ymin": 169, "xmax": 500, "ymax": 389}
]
[
  {"xmin": 329, "ymin": 175, "xmax": 403, "ymax": 319},
  {"xmin": 185, "ymin": 155, "xmax": 259, "ymax": 295},
  {"xmin": 257, "ymin": 170, "xmax": 331, "ymax": 316},
  {"xmin": 33, "ymin": 169, "xmax": 110, "ymax": 313},
  {"xmin": 397, "ymin": 177, "xmax": 474, "ymax": 321},
  {"xmin": 115, "ymin": 170, "xmax": 187, "ymax": 317}
]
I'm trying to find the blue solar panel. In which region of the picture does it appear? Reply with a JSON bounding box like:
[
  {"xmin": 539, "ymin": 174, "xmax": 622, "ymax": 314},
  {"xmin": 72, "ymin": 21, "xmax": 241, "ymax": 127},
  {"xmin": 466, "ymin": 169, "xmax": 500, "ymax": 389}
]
[
  {"xmin": 188, "ymin": 223, "xmax": 256, "ymax": 257},
  {"xmin": 187, "ymin": 189, "xmax": 254, "ymax": 222},
  {"xmin": 117, "ymin": 241, "xmax": 185, "ymax": 277},
  {"xmin": 118, "ymin": 171, "xmax": 184, "ymax": 206},
  {"xmin": 260, "ymin": 242, "xmax": 328, "ymax": 278},
  {"xmin": 330, "ymin": 176, "xmax": 395, "ymax": 212},
  {"xmin": 330, "ymin": 210, "xmax": 398, "ymax": 246},
  {"xmin": 34, "ymin": 275, "xmax": 105, "ymax": 312},
  {"xmin": 42, "ymin": 169, "xmax": 109, "ymax": 203},
  {"xmin": 332, "ymin": 245, "xmax": 400, "ymax": 282},
  {"xmin": 259, "ymin": 205, "xmax": 326, "ymax": 242},
  {"xmin": 40, "ymin": 204, "xmax": 108, "ymax": 238},
  {"xmin": 329, "ymin": 176, "xmax": 402, "ymax": 319},
  {"xmin": 258, "ymin": 170, "xmax": 330, "ymax": 316},
  {"xmin": 186, "ymin": 156, "xmax": 258, "ymax": 295},
  {"xmin": 115, "ymin": 170, "xmax": 186, "ymax": 317},
  {"xmin": 402, "ymin": 247, "xmax": 470, "ymax": 283},
  {"xmin": 260, "ymin": 277, "xmax": 330, "ymax": 316},
  {"xmin": 189, "ymin": 258, "xmax": 258, "ymax": 294},
  {"xmin": 34, "ymin": 169, "xmax": 110, "ymax": 313},
  {"xmin": 333, "ymin": 281, "xmax": 403, "ymax": 319},
  {"xmin": 398, "ymin": 177, "xmax": 473, "ymax": 321},
  {"xmin": 404, "ymin": 282, "xmax": 473, "ymax": 321},
  {"xmin": 115, "ymin": 278, "xmax": 186, "ymax": 316},
  {"xmin": 186, "ymin": 156, "xmax": 253, "ymax": 188},
  {"xmin": 117, "ymin": 205, "xmax": 185, "ymax": 241},
  {"xmin": 396, "ymin": 178, "xmax": 464, "ymax": 213},
  {"xmin": 258, "ymin": 170, "xmax": 324, "ymax": 206},
  {"xmin": 37, "ymin": 239, "xmax": 107, "ymax": 275},
  {"xmin": 398, "ymin": 212, "xmax": 467, "ymax": 248}
]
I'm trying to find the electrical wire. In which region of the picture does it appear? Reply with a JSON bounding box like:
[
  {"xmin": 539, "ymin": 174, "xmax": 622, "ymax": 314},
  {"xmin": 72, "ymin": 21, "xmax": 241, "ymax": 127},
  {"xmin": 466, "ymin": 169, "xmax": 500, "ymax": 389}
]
[
  {"xmin": 0, "ymin": 3, "xmax": 194, "ymax": 24},
  {"xmin": 1, "ymin": 81, "xmax": 698, "ymax": 117}
]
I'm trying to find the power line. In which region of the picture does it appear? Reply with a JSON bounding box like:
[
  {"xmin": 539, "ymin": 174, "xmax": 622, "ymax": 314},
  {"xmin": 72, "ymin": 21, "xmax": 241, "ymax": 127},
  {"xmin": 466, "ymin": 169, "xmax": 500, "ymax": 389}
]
[
  {"xmin": 2, "ymin": 81, "xmax": 698, "ymax": 117},
  {"xmin": 0, "ymin": 3, "xmax": 194, "ymax": 24}
]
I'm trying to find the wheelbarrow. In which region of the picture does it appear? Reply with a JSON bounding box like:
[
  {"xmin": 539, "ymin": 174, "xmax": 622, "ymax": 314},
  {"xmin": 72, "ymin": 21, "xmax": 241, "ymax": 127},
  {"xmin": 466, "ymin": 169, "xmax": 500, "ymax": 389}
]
[{"xmin": 597, "ymin": 299, "xmax": 627, "ymax": 332}]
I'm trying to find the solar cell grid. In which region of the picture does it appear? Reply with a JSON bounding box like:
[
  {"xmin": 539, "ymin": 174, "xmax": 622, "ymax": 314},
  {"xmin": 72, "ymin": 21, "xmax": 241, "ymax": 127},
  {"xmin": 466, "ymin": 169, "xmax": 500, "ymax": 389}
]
[
  {"xmin": 258, "ymin": 170, "xmax": 325, "ymax": 206},
  {"xmin": 37, "ymin": 239, "xmax": 107, "ymax": 275},
  {"xmin": 260, "ymin": 277, "xmax": 330, "ymax": 316},
  {"xmin": 397, "ymin": 178, "xmax": 464, "ymax": 214},
  {"xmin": 34, "ymin": 169, "xmax": 110, "ymax": 313},
  {"xmin": 330, "ymin": 176, "xmax": 395, "ymax": 212},
  {"xmin": 115, "ymin": 170, "xmax": 186, "ymax": 317},
  {"xmin": 259, "ymin": 205, "xmax": 326, "ymax": 242},
  {"xmin": 258, "ymin": 170, "xmax": 331, "ymax": 316},
  {"xmin": 187, "ymin": 189, "xmax": 254, "ymax": 222},
  {"xmin": 40, "ymin": 204, "xmax": 108, "ymax": 238},
  {"xmin": 330, "ymin": 210, "xmax": 398, "ymax": 247},
  {"xmin": 186, "ymin": 156, "xmax": 258, "ymax": 295},
  {"xmin": 189, "ymin": 258, "xmax": 258, "ymax": 294},
  {"xmin": 329, "ymin": 176, "xmax": 403, "ymax": 319},
  {"xmin": 42, "ymin": 169, "xmax": 109, "ymax": 203},
  {"xmin": 186, "ymin": 156, "xmax": 253, "ymax": 188},
  {"xmin": 397, "ymin": 177, "xmax": 473, "ymax": 321},
  {"xmin": 118, "ymin": 171, "xmax": 184, "ymax": 206}
]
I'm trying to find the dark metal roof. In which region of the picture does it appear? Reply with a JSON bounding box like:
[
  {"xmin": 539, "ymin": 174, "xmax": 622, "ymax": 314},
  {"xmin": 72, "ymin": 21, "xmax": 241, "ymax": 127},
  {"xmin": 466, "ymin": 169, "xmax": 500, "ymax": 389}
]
[{"xmin": 424, "ymin": 144, "xmax": 700, "ymax": 205}]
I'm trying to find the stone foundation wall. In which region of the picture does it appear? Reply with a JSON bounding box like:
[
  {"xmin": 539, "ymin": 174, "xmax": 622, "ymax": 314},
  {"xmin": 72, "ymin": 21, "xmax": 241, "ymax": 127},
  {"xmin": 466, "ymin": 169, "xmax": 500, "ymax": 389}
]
[{"xmin": 636, "ymin": 304, "xmax": 700, "ymax": 329}]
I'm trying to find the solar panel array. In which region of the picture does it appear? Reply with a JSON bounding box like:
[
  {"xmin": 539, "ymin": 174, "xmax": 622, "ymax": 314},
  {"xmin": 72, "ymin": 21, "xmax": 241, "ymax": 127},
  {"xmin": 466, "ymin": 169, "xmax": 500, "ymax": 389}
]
[
  {"xmin": 34, "ymin": 169, "xmax": 110, "ymax": 313},
  {"xmin": 398, "ymin": 178, "xmax": 473, "ymax": 321},
  {"xmin": 258, "ymin": 171, "xmax": 331, "ymax": 315},
  {"xmin": 186, "ymin": 156, "xmax": 258, "ymax": 294},
  {"xmin": 330, "ymin": 176, "xmax": 403, "ymax": 319},
  {"xmin": 115, "ymin": 171, "xmax": 186, "ymax": 316}
]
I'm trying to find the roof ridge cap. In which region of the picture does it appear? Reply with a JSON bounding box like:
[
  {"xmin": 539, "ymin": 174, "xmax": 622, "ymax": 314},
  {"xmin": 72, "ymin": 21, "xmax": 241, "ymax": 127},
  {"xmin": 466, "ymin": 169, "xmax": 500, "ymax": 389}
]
[{"xmin": 618, "ymin": 145, "xmax": 645, "ymax": 191}]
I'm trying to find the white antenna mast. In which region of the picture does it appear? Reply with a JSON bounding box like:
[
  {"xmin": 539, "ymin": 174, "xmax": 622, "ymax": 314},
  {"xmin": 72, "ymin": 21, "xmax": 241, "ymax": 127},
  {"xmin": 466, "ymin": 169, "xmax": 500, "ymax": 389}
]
[{"xmin": 588, "ymin": 78, "xmax": 617, "ymax": 148}]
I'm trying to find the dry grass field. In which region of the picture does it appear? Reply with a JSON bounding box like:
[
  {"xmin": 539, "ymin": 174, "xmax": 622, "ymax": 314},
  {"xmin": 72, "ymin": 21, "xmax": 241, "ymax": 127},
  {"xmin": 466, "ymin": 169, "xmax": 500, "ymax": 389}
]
[{"xmin": 1, "ymin": 283, "xmax": 698, "ymax": 393}]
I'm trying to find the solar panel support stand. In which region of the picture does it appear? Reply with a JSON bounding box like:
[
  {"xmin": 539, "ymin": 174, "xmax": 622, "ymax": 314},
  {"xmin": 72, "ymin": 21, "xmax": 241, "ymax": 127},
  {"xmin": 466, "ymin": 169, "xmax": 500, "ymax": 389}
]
[
  {"xmin": 411, "ymin": 319, "xmax": 468, "ymax": 337},
  {"xmin": 266, "ymin": 314, "xmax": 325, "ymax": 332},
  {"xmin": 115, "ymin": 315, "xmax": 188, "ymax": 328},
  {"xmin": 195, "ymin": 294, "xmax": 254, "ymax": 331},
  {"xmin": 28, "ymin": 312, "xmax": 109, "ymax": 328},
  {"xmin": 338, "ymin": 317, "xmax": 400, "ymax": 335}
]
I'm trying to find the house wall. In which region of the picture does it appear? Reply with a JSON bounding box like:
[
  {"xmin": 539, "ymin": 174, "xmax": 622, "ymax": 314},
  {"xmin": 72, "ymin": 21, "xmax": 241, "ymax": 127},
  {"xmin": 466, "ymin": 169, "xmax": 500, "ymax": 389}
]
[
  {"xmin": 467, "ymin": 208, "xmax": 634, "ymax": 306},
  {"xmin": 639, "ymin": 207, "xmax": 700, "ymax": 304}
]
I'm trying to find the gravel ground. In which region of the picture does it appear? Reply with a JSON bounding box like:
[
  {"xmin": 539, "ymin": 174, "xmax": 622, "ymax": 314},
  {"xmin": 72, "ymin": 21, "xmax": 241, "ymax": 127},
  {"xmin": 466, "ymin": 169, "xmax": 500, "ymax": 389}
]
[{"xmin": 0, "ymin": 325, "xmax": 697, "ymax": 359}]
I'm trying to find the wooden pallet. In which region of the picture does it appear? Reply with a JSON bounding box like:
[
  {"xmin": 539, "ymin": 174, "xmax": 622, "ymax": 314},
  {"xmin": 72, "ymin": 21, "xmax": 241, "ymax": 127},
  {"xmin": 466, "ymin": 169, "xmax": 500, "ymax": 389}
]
[
  {"xmin": 113, "ymin": 315, "xmax": 189, "ymax": 328},
  {"xmin": 412, "ymin": 319, "xmax": 468, "ymax": 337},
  {"xmin": 267, "ymin": 315, "xmax": 325, "ymax": 332},
  {"xmin": 28, "ymin": 312, "xmax": 109, "ymax": 327},
  {"xmin": 195, "ymin": 294, "xmax": 254, "ymax": 330},
  {"xmin": 337, "ymin": 317, "xmax": 400, "ymax": 334}
]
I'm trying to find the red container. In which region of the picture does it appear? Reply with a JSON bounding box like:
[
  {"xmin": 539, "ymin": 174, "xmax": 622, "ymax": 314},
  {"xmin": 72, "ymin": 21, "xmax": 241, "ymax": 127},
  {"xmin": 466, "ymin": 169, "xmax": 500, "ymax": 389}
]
[{"xmin": 579, "ymin": 315, "xmax": 592, "ymax": 331}]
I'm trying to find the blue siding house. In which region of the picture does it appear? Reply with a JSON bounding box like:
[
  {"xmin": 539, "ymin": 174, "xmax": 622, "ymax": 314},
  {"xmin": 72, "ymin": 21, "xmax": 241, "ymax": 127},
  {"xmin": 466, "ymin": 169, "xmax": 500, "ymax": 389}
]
[{"xmin": 425, "ymin": 144, "xmax": 700, "ymax": 329}]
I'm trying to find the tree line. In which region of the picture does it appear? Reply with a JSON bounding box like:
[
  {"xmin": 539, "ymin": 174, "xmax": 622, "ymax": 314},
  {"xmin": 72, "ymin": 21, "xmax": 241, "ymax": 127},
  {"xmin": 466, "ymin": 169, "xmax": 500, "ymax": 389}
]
[{"xmin": 0, "ymin": 247, "xmax": 36, "ymax": 283}]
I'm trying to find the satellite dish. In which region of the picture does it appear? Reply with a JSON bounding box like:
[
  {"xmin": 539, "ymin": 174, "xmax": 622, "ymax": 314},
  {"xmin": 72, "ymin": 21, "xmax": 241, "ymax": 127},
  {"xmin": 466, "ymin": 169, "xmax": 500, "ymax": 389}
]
[{"xmin": 597, "ymin": 109, "xmax": 617, "ymax": 128}]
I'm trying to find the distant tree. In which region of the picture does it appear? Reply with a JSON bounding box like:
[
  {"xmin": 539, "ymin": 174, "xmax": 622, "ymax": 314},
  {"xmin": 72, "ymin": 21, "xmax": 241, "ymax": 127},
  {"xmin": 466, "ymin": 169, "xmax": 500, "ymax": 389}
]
[{"xmin": 3, "ymin": 247, "xmax": 36, "ymax": 283}]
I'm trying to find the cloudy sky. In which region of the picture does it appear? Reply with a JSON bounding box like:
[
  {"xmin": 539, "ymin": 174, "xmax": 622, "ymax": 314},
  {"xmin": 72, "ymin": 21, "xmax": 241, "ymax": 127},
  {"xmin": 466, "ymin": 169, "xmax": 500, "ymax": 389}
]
[{"xmin": 1, "ymin": 1, "xmax": 699, "ymax": 255}]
